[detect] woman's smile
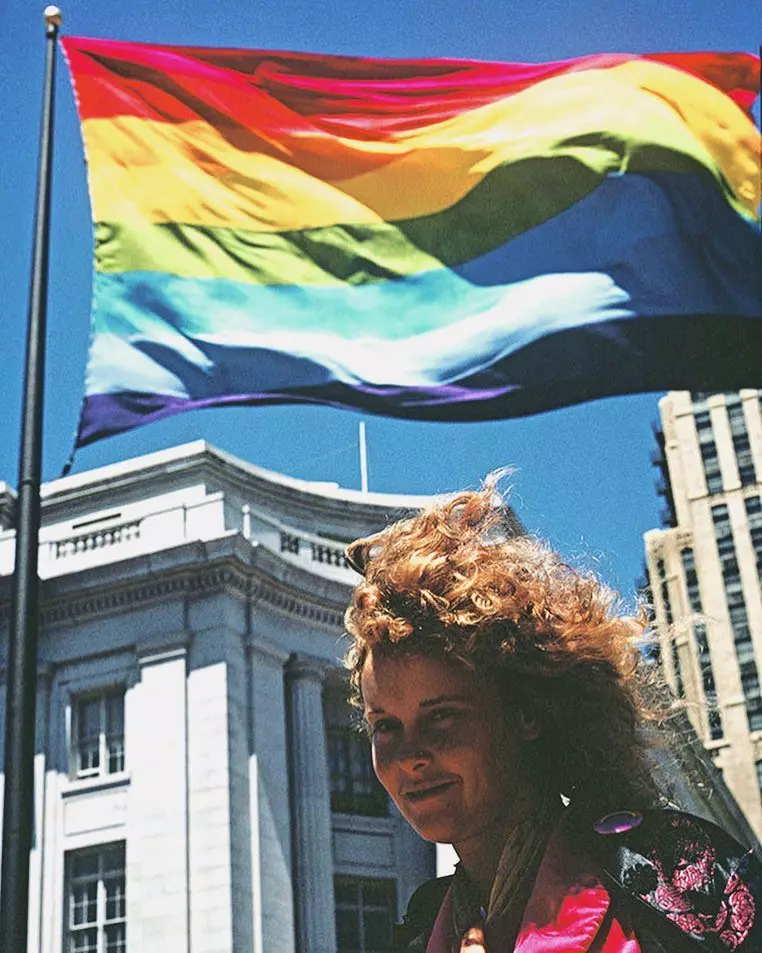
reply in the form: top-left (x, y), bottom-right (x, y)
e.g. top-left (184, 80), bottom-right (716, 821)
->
top-left (403, 776), bottom-right (460, 803)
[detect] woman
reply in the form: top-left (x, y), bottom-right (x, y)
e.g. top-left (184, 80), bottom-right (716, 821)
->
top-left (344, 483), bottom-right (761, 953)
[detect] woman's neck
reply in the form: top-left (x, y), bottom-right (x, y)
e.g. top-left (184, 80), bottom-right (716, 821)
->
top-left (454, 785), bottom-right (561, 903)
top-left (455, 832), bottom-right (505, 900)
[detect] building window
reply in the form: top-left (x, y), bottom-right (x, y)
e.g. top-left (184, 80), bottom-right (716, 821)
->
top-left (72, 688), bottom-right (125, 780)
top-left (756, 760), bottom-right (762, 792)
top-left (711, 509), bottom-right (762, 730)
top-left (700, 440), bottom-right (723, 495)
top-left (729, 606), bottom-right (751, 643)
top-left (712, 504), bottom-right (732, 540)
top-left (655, 558), bottom-right (682, 696)
top-left (740, 668), bottom-right (762, 733)
top-left (65, 842), bottom-right (126, 953)
top-left (726, 400), bottom-right (757, 486)
top-left (745, 497), bottom-right (762, 575)
top-left (325, 690), bottom-right (387, 817)
top-left (680, 548), bottom-right (723, 739)
top-left (335, 877), bottom-right (396, 953)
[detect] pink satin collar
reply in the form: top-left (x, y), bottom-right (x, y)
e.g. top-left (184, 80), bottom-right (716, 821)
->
top-left (426, 817), bottom-right (641, 953)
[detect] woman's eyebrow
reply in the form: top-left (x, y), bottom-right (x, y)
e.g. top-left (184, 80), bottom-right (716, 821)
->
top-left (420, 695), bottom-right (470, 708)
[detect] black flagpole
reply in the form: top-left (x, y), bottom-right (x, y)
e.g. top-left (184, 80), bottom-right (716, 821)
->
top-left (0, 7), bottom-right (61, 951)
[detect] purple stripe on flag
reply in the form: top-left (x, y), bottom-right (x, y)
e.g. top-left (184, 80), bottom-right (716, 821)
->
top-left (77, 312), bottom-right (762, 446)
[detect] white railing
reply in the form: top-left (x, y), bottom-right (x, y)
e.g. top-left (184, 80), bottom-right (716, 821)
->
top-left (53, 520), bottom-right (142, 560)
top-left (243, 504), bottom-right (354, 578)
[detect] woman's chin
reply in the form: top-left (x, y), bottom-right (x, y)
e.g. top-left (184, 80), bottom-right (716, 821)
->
top-left (404, 812), bottom-right (465, 845)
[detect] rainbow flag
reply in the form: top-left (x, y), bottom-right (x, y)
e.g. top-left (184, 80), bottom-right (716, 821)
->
top-left (62, 39), bottom-right (761, 446)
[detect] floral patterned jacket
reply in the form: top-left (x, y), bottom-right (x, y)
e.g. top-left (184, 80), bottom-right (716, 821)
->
top-left (391, 810), bottom-right (762, 953)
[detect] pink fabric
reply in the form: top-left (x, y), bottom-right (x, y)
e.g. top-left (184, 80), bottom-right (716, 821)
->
top-left (426, 887), bottom-right (454, 953)
top-left (426, 818), bottom-right (641, 953)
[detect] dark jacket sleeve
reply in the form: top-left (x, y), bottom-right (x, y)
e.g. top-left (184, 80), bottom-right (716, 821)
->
top-left (596, 809), bottom-right (762, 952)
top-left (390, 876), bottom-right (452, 953)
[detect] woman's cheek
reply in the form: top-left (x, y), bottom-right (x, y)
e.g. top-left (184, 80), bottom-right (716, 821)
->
top-left (370, 741), bottom-right (393, 782)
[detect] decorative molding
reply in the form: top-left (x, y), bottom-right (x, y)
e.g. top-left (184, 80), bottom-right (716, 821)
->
top-left (247, 637), bottom-right (291, 666)
top-left (649, 541), bottom-right (664, 563)
top-left (675, 530), bottom-right (693, 549)
top-left (254, 578), bottom-right (345, 630)
top-left (138, 643), bottom-right (189, 667)
top-left (285, 653), bottom-right (334, 683)
top-left (0, 554), bottom-right (347, 634)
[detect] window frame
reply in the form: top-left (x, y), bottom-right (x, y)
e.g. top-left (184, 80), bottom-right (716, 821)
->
top-left (325, 688), bottom-right (388, 818)
top-left (64, 841), bottom-right (126, 953)
top-left (70, 686), bottom-right (126, 782)
top-left (334, 875), bottom-right (397, 953)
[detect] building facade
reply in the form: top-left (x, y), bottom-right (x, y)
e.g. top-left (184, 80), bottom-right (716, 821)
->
top-left (645, 390), bottom-right (762, 838)
top-left (0, 441), bottom-right (444, 953)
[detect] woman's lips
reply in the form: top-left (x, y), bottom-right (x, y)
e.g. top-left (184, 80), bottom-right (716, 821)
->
top-left (404, 779), bottom-right (458, 802)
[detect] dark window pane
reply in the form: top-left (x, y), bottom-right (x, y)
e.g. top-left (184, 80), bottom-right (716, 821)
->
top-left (72, 854), bottom-right (99, 879)
top-left (106, 694), bottom-right (124, 734)
top-left (78, 699), bottom-right (101, 741)
top-left (105, 879), bottom-right (126, 920)
top-left (71, 883), bottom-right (97, 926)
top-left (364, 909), bottom-right (393, 951)
top-left (336, 908), bottom-right (361, 950)
top-left (108, 738), bottom-right (125, 774)
top-left (334, 879), bottom-right (356, 905)
top-left (70, 928), bottom-right (98, 953)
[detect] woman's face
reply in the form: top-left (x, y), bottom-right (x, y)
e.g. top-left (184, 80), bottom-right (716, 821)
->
top-left (361, 649), bottom-right (536, 853)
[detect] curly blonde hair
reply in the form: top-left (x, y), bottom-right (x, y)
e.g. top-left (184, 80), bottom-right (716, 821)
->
top-left (344, 480), bottom-right (663, 814)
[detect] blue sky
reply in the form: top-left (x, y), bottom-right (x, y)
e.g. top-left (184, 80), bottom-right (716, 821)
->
top-left (0, 1), bottom-right (758, 599)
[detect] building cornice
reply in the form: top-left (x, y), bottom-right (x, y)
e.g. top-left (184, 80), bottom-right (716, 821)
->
top-left (0, 537), bottom-right (349, 634)
top-left (39, 441), bottom-right (431, 536)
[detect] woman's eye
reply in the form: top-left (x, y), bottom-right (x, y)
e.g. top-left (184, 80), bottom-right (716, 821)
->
top-left (430, 708), bottom-right (459, 724)
top-left (370, 719), bottom-right (397, 736)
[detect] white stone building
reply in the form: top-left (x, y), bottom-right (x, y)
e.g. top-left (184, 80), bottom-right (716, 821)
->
top-left (0, 441), bottom-right (440, 953)
top-left (645, 390), bottom-right (762, 839)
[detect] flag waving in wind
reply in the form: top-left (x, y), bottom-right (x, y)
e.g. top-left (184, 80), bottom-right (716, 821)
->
top-left (62, 39), bottom-right (761, 446)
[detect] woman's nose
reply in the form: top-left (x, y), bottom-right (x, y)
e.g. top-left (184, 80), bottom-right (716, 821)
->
top-left (397, 733), bottom-right (433, 769)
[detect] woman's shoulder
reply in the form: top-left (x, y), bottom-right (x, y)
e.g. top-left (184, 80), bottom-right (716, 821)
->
top-left (592, 808), bottom-right (762, 951)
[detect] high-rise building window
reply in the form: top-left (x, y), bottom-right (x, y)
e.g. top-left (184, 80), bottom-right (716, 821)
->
top-left (745, 497), bottom-right (762, 575)
top-left (655, 558), bottom-right (682, 696)
top-left (726, 399), bottom-right (757, 486)
top-left (740, 667), bottom-right (762, 733)
top-left (71, 688), bottom-right (125, 780)
top-left (325, 690), bottom-right (388, 817)
top-left (335, 877), bottom-right (397, 953)
top-left (700, 440), bottom-right (723, 495)
top-left (64, 842), bottom-right (126, 953)
top-left (712, 504), bottom-right (732, 540)
top-left (729, 605), bottom-right (751, 643)
top-left (712, 507), bottom-right (762, 732)
top-left (680, 548), bottom-right (722, 739)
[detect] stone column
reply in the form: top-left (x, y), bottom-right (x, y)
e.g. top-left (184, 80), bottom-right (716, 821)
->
top-left (286, 655), bottom-right (336, 953)
top-left (186, 597), bottom-right (255, 953)
top-left (128, 644), bottom-right (190, 952)
top-left (249, 639), bottom-right (295, 953)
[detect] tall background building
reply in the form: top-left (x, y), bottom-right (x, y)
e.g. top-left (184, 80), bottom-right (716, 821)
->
top-left (645, 389), bottom-right (762, 838)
